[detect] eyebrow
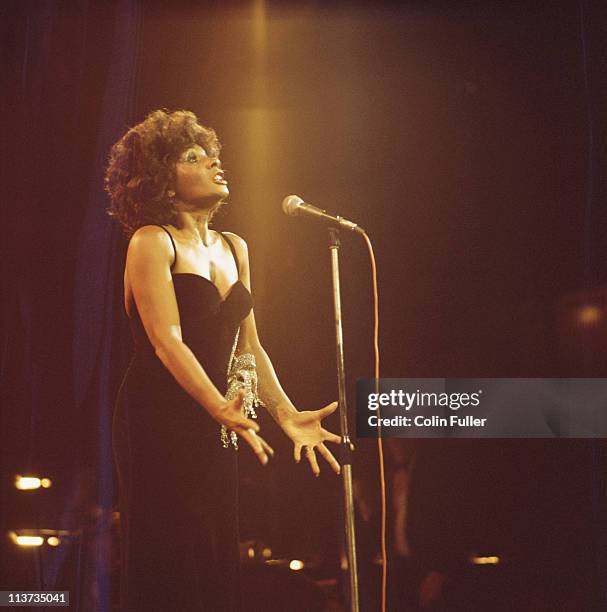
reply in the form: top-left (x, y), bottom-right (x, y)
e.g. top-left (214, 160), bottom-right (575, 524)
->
top-left (184, 145), bottom-right (207, 154)
top-left (179, 147), bottom-right (208, 159)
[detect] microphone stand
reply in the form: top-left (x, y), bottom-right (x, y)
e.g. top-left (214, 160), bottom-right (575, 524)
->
top-left (328, 227), bottom-right (360, 612)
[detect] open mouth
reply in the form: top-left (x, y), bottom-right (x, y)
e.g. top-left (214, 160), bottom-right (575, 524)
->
top-left (213, 172), bottom-right (228, 185)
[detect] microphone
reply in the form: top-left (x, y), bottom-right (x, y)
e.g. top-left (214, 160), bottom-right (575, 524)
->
top-left (282, 195), bottom-right (365, 235)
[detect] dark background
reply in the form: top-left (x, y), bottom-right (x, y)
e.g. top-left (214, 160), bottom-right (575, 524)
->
top-left (2, 0), bottom-right (607, 609)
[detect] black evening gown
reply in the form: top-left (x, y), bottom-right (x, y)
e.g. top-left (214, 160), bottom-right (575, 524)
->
top-left (112, 226), bottom-right (253, 612)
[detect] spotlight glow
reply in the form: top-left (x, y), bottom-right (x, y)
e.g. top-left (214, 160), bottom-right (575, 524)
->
top-left (9, 529), bottom-right (79, 548)
top-left (15, 475), bottom-right (41, 490)
top-left (11, 534), bottom-right (44, 547)
top-left (470, 555), bottom-right (500, 565)
top-left (578, 304), bottom-right (602, 325)
top-left (289, 559), bottom-right (304, 571)
top-left (14, 475), bottom-right (52, 490)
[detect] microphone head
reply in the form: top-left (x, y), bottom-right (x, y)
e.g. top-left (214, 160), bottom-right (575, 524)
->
top-left (282, 194), bottom-right (304, 217)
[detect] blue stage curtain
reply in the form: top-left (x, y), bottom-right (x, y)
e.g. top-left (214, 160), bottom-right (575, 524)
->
top-left (2, 2), bottom-right (141, 609)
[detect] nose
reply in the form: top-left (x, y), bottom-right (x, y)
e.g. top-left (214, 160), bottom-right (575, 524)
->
top-left (209, 158), bottom-right (222, 169)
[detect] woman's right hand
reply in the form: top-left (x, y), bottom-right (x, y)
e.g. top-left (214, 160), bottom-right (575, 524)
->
top-left (214, 391), bottom-right (274, 465)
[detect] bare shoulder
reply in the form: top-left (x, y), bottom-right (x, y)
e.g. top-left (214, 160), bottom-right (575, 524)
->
top-left (222, 231), bottom-right (249, 259)
top-left (127, 225), bottom-right (175, 266)
top-left (222, 231), bottom-right (252, 289)
top-left (129, 225), bottom-right (172, 250)
top-left (130, 224), bottom-right (171, 244)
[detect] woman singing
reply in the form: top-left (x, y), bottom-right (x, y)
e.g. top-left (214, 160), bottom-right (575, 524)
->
top-left (106, 109), bottom-right (341, 611)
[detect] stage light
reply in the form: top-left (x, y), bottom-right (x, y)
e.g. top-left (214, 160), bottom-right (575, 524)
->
top-left (247, 547), bottom-right (256, 559)
top-left (262, 547), bottom-right (272, 559)
top-left (9, 529), bottom-right (80, 548)
top-left (14, 475), bottom-right (52, 490)
top-left (577, 304), bottom-right (602, 325)
top-left (289, 559), bottom-right (304, 571)
top-left (15, 475), bottom-right (40, 490)
top-left (10, 533), bottom-right (44, 547)
top-left (470, 555), bottom-right (500, 565)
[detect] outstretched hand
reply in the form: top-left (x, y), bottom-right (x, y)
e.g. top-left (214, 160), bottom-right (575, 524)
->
top-left (281, 402), bottom-right (342, 476)
top-left (217, 391), bottom-right (274, 465)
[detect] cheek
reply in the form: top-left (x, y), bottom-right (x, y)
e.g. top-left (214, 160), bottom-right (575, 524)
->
top-left (175, 170), bottom-right (208, 196)
top-left (175, 172), bottom-right (200, 191)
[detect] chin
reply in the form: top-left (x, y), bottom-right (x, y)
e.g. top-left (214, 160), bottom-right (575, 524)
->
top-left (195, 194), bottom-right (227, 210)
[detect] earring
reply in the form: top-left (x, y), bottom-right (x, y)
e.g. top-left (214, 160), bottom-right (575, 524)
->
top-left (167, 189), bottom-right (175, 198)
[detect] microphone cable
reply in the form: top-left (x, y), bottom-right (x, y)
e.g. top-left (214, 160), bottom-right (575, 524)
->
top-left (361, 231), bottom-right (387, 612)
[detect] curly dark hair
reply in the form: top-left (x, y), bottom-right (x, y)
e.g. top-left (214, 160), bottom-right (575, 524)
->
top-left (105, 109), bottom-right (223, 237)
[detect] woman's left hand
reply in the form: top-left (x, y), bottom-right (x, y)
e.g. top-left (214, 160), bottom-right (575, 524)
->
top-left (281, 402), bottom-right (342, 476)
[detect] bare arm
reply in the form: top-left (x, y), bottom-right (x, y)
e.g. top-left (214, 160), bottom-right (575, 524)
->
top-left (225, 232), bottom-right (341, 475)
top-left (223, 233), bottom-right (297, 427)
top-left (126, 225), bottom-right (272, 462)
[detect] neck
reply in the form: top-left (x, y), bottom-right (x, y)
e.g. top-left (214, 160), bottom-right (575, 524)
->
top-left (173, 209), bottom-right (214, 246)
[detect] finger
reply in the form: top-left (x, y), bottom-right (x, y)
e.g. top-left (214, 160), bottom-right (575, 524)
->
top-left (322, 428), bottom-right (342, 445)
top-left (252, 433), bottom-right (274, 458)
top-left (239, 429), bottom-right (268, 465)
top-left (239, 427), bottom-right (264, 454)
top-left (231, 390), bottom-right (245, 407)
top-left (317, 443), bottom-right (341, 475)
top-left (244, 418), bottom-right (260, 433)
top-left (259, 436), bottom-right (275, 457)
top-left (317, 401), bottom-right (338, 419)
top-left (233, 414), bottom-right (260, 433)
top-left (305, 445), bottom-right (321, 477)
top-left (294, 444), bottom-right (303, 464)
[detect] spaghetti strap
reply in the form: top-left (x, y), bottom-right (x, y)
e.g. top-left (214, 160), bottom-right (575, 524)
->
top-left (219, 232), bottom-right (240, 278)
top-left (155, 225), bottom-right (177, 270)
